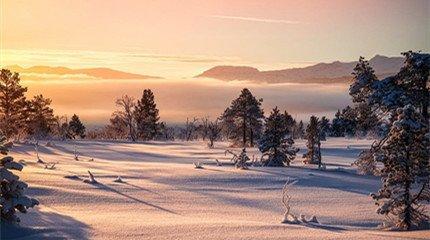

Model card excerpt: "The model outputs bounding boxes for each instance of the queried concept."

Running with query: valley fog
[22,78,350,125]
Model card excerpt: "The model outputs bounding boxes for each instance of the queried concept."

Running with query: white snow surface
[2,138,429,239]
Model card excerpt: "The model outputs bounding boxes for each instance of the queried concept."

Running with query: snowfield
[2,138,429,239]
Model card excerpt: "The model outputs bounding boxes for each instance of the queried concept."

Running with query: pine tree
[0,135,39,222]
[25,95,56,139]
[220,88,264,147]
[303,116,322,167]
[330,110,344,137]
[349,56,378,103]
[295,120,305,139]
[134,89,160,140]
[68,114,86,139]
[259,107,299,167]
[341,106,357,137]
[371,105,429,230]
[350,52,430,229]
[0,69,28,139]
[355,103,379,137]
[319,116,330,141]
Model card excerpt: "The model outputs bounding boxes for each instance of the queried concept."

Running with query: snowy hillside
[2,138,429,239]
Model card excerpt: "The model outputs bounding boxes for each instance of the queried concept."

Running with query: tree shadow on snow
[1,208,90,240]
[92,182,178,215]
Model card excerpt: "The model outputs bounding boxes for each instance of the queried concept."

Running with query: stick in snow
[83,170,97,184]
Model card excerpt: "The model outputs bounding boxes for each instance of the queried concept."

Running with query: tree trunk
[242,117,247,147]
[250,128,254,147]
[403,148,412,230]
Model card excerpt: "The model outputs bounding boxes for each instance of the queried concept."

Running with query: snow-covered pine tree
[220,88,264,147]
[303,116,322,167]
[355,103,379,137]
[0,69,28,139]
[68,114,86,139]
[371,105,429,230]
[259,107,299,167]
[0,135,39,222]
[134,89,160,140]
[350,52,430,229]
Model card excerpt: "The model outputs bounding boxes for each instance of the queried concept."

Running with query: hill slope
[5,65,161,80]
[196,55,404,84]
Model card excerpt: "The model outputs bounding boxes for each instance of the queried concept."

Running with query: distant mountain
[5,65,161,80]
[196,55,404,84]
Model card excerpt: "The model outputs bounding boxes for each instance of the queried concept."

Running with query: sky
[0,0,429,124]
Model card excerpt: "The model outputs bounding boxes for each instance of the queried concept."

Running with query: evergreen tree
[295,120,305,139]
[134,89,160,140]
[330,110,345,137]
[341,106,357,137]
[0,69,27,139]
[283,111,295,134]
[371,105,429,230]
[25,95,56,139]
[319,116,330,141]
[220,88,264,147]
[355,103,379,137]
[349,56,378,103]
[68,114,86,139]
[0,135,39,222]
[259,107,298,167]
[303,116,322,167]
[350,52,430,229]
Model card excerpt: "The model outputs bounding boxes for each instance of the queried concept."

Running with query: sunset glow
[0,0,428,123]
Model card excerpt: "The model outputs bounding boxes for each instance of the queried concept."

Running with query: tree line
[0,69,86,140]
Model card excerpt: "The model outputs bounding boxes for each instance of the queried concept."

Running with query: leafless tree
[199,116,210,140]
[207,119,221,148]
[184,117,198,141]
[115,95,136,141]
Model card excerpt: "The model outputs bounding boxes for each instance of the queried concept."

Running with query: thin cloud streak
[209,15,301,24]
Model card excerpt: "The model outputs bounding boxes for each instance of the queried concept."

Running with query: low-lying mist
[22,76,351,126]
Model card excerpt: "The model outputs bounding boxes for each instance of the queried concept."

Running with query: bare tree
[115,95,136,141]
[207,119,221,148]
[199,116,210,140]
[184,117,198,141]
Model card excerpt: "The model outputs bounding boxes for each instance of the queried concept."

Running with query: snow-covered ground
[2,138,429,239]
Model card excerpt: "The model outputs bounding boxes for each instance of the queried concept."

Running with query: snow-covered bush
[1,135,39,223]
[226,148,250,169]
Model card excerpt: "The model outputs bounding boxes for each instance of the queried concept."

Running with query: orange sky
[1,0,428,76]
[0,0,428,124]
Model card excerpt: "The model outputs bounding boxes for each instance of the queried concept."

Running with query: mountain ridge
[196,55,404,84]
[3,65,161,80]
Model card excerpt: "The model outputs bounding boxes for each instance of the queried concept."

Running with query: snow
[2,138,429,239]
